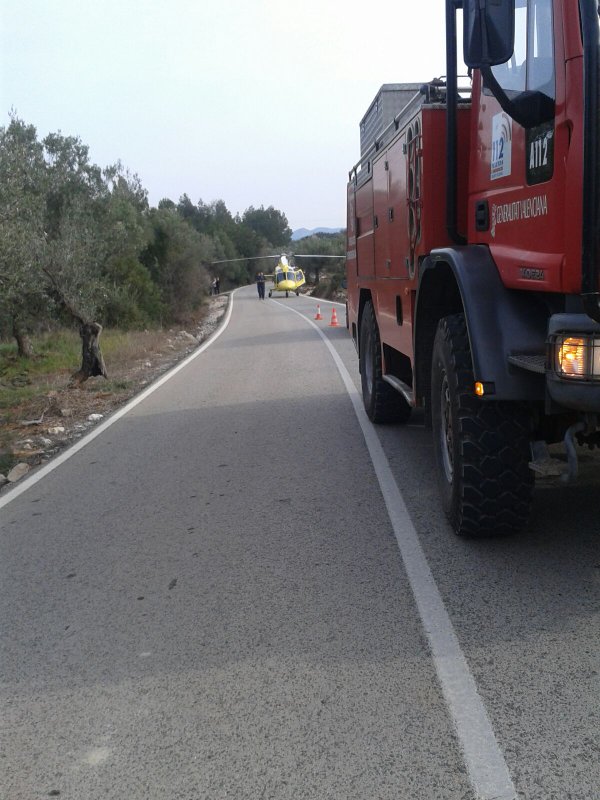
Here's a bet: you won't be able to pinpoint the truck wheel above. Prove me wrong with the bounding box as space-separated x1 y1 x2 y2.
431 313 533 536
360 301 412 424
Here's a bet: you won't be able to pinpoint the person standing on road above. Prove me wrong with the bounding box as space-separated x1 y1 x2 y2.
256 272 266 299
215 277 220 294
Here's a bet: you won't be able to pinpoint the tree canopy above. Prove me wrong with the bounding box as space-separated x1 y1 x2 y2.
242 205 291 248
0 115 302 365
292 231 346 288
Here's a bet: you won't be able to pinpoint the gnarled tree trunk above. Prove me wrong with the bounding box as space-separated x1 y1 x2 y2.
43 267 108 385
12 315 34 358
70 321 108 384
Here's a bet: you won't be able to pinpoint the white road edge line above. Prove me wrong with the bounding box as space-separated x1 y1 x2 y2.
0 294 235 511
284 302 518 800
297 294 345 308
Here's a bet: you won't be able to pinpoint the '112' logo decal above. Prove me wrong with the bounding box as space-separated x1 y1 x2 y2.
491 113 512 181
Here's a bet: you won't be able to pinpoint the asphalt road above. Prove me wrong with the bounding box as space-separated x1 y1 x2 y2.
1 285 599 800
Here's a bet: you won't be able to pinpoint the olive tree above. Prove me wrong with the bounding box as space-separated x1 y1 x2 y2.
40 131 112 381
0 117 156 380
0 117 47 355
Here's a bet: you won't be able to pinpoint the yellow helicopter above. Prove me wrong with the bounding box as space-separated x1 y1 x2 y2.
211 252 343 297
267 255 305 297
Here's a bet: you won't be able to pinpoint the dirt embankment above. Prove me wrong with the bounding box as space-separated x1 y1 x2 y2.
0 295 229 488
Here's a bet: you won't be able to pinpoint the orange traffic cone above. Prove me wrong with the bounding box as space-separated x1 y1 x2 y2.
314 305 323 320
329 307 340 327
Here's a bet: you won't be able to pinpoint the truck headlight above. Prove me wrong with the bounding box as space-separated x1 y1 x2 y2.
552 335 600 379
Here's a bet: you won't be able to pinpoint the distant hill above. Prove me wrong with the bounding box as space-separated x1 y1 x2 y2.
291 227 343 241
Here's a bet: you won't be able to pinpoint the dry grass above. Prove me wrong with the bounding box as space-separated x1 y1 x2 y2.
0 296 229 477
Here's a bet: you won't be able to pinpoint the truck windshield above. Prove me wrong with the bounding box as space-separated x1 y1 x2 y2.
490 0 555 101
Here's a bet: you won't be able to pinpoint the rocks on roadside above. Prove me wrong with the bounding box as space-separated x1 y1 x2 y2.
11 435 53 459
7 463 30 482
15 436 53 450
177 331 199 344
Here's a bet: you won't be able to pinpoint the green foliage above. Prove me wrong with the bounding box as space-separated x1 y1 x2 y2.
102 256 164 328
294 231 346 285
141 207 210 323
0 113 307 344
0 117 49 337
242 205 291 247
228 221 265 260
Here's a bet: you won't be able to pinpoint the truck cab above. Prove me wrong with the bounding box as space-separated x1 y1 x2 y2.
346 0 600 536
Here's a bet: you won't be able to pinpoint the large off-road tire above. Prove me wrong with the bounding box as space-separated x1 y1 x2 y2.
360 301 412 424
431 313 533 536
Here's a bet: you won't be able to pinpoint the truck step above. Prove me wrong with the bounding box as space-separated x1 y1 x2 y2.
528 457 566 477
529 440 565 477
508 353 546 374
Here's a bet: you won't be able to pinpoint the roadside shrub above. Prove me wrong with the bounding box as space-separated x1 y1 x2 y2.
102 256 164 328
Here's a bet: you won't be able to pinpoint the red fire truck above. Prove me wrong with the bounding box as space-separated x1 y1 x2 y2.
346 0 600 536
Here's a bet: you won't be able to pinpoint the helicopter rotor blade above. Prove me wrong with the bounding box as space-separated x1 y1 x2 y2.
211 255 282 265
211 253 345 266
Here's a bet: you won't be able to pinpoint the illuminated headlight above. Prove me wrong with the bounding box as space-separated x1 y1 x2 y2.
553 335 600 379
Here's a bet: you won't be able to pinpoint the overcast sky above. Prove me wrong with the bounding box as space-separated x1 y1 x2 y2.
0 1 451 231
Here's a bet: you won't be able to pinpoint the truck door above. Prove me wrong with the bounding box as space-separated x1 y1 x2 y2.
373 135 412 281
354 173 375 278
373 154 390 278
388 132 411 280
468 0 567 292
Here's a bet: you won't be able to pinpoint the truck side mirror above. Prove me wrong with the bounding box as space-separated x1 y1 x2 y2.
463 0 515 68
